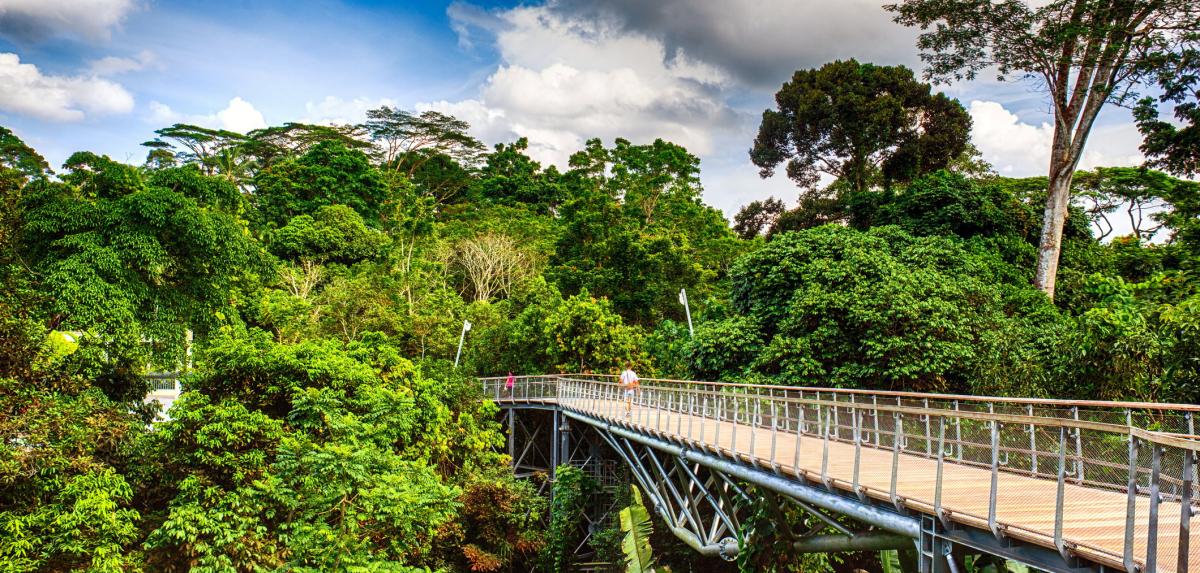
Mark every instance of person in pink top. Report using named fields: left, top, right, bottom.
left=505, top=372, right=515, bottom=396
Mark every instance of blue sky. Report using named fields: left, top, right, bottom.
left=0, top=0, right=1148, bottom=217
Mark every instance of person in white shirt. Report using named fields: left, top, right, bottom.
left=619, top=362, right=639, bottom=416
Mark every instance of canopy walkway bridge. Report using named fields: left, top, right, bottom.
left=484, top=374, right=1200, bottom=573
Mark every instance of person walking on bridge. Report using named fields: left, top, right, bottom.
left=620, top=362, right=639, bottom=417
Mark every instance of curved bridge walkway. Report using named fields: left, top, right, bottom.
left=484, top=374, right=1200, bottom=573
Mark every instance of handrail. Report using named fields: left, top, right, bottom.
left=553, top=372, right=1200, bottom=414
left=482, top=374, right=1200, bottom=448
left=541, top=376, right=1197, bottom=449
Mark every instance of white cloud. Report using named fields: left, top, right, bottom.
left=543, top=0, right=920, bottom=88
left=0, top=0, right=135, bottom=42
left=431, top=5, right=740, bottom=167
left=699, top=151, right=808, bottom=218
left=968, top=100, right=1054, bottom=176
left=88, top=50, right=156, bottom=76
left=147, top=97, right=267, bottom=133
left=969, top=100, right=1144, bottom=177
left=0, top=52, right=134, bottom=121
left=302, top=96, right=398, bottom=125
left=217, top=97, right=267, bottom=133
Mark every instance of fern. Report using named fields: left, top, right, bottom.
left=619, top=485, right=655, bottom=573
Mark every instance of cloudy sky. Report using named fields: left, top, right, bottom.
left=0, top=0, right=1148, bottom=216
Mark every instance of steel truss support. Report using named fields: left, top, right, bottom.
left=590, top=418, right=915, bottom=561
left=792, top=533, right=913, bottom=553
left=572, top=412, right=921, bottom=536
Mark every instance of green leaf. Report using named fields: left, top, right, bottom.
left=619, top=485, right=655, bottom=573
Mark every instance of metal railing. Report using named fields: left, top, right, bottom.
left=484, top=374, right=1200, bottom=573
left=146, top=373, right=181, bottom=392
left=481, top=375, right=559, bottom=403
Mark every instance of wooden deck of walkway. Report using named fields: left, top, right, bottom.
left=546, top=397, right=1200, bottom=573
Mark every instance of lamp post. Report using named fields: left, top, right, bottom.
left=454, top=319, right=472, bottom=368
left=679, top=288, right=693, bottom=337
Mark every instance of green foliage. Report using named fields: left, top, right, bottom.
left=619, top=485, right=656, bottom=573
left=879, top=549, right=903, bottom=573
left=545, top=466, right=593, bottom=573
left=267, top=432, right=458, bottom=570
left=543, top=290, right=644, bottom=373
left=270, top=204, right=391, bottom=263
left=0, top=126, right=50, bottom=179
left=1072, top=167, right=1194, bottom=242
left=735, top=488, right=834, bottom=573
left=551, top=138, right=740, bottom=325
left=732, top=197, right=785, bottom=240
left=16, top=158, right=267, bottom=386
left=450, top=469, right=547, bottom=572
left=850, top=170, right=1038, bottom=241
left=687, top=315, right=765, bottom=383
left=1136, top=91, right=1200, bottom=178
left=146, top=164, right=243, bottom=213
left=751, top=59, right=970, bottom=195
left=152, top=392, right=285, bottom=486
left=643, top=319, right=691, bottom=379
left=1133, top=41, right=1200, bottom=178
left=476, top=137, right=564, bottom=212
left=887, top=0, right=1200, bottom=297
left=60, top=151, right=145, bottom=199
left=1, top=469, right=140, bottom=573
left=0, top=326, right=144, bottom=573
left=8, top=86, right=1200, bottom=573
left=134, top=329, right=512, bottom=571
left=253, top=140, right=388, bottom=228
left=709, top=225, right=1046, bottom=392
left=364, top=107, right=485, bottom=175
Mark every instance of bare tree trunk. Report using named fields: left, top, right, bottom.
left=1035, top=81, right=1106, bottom=299
left=1035, top=164, right=1074, bottom=299
left=1035, top=111, right=1081, bottom=299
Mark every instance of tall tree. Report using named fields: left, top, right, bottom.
left=16, top=152, right=266, bottom=394
left=732, top=197, right=786, bottom=239
left=750, top=59, right=971, bottom=196
left=363, top=107, right=485, bottom=176
left=887, top=0, right=1200, bottom=298
left=1072, top=167, right=1182, bottom=241
left=0, top=127, right=49, bottom=263
left=242, top=122, right=370, bottom=167
left=1135, top=47, right=1200, bottom=177
left=0, top=127, right=50, bottom=178
left=147, top=124, right=247, bottom=176
left=551, top=139, right=736, bottom=324
left=451, top=232, right=534, bottom=303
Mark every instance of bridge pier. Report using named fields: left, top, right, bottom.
left=499, top=404, right=628, bottom=565
left=919, top=516, right=954, bottom=573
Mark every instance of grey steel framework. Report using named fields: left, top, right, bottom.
left=500, top=399, right=628, bottom=562
left=483, top=374, right=1200, bottom=573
